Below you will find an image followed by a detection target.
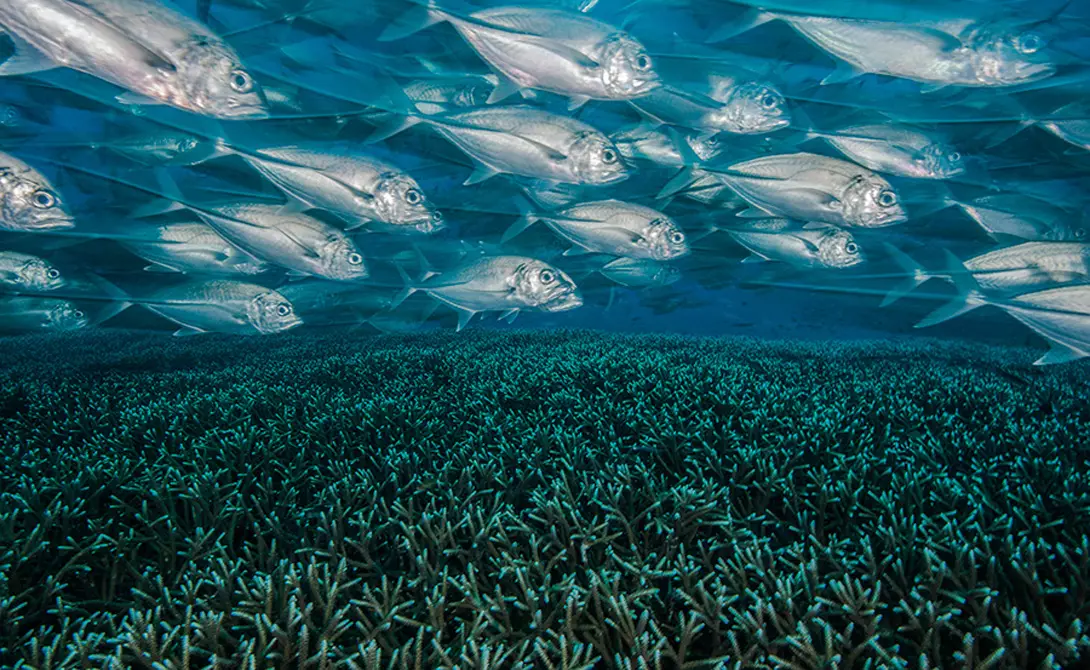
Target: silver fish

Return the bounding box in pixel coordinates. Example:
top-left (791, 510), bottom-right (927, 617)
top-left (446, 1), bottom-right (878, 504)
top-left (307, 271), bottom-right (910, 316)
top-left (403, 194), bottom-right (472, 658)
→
top-left (0, 250), bottom-right (65, 291)
top-left (179, 203), bottom-right (370, 283)
top-left (596, 257), bottom-right (681, 288)
top-left (989, 285), bottom-right (1090, 365)
top-left (143, 280), bottom-right (301, 336)
top-left (382, 3), bottom-right (660, 107)
top-left (712, 153), bottom-right (907, 228)
top-left (762, 13), bottom-right (1054, 88)
top-left (402, 74), bottom-right (498, 115)
top-left (228, 143), bottom-right (444, 234)
top-left (0, 151), bottom-right (73, 232)
top-left (723, 219), bottom-right (865, 269)
top-left (630, 82), bottom-right (789, 135)
top-left (94, 130), bottom-right (224, 167)
top-left (378, 105), bottom-right (629, 186)
top-left (504, 200), bottom-right (690, 261)
top-left (406, 255), bottom-right (583, 330)
top-left (120, 220), bottom-right (272, 276)
top-left (611, 123), bottom-right (724, 167)
top-left (955, 195), bottom-right (1087, 242)
top-left (808, 124), bottom-right (965, 179)
top-left (0, 0), bottom-right (268, 118)
top-left (0, 296), bottom-right (87, 332)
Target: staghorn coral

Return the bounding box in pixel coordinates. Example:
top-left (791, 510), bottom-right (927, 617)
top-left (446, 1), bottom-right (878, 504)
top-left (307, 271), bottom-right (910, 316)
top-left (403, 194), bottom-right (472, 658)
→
top-left (0, 330), bottom-right (1089, 668)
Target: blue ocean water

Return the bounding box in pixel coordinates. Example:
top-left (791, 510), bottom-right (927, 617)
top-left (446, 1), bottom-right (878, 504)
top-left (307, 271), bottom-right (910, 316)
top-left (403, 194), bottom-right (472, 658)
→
top-left (2, 0), bottom-right (1090, 667)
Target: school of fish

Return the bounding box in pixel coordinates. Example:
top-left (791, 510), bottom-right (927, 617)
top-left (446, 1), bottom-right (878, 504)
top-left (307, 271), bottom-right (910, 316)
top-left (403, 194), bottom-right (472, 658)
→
top-left (0, 0), bottom-right (1088, 364)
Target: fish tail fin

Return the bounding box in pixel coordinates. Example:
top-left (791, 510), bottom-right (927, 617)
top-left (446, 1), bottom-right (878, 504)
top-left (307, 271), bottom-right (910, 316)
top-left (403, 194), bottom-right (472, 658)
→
top-left (880, 243), bottom-right (932, 307)
top-left (366, 113), bottom-right (423, 144)
top-left (86, 274), bottom-right (133, 324)
top-left (914, 250), bottom-right (985, 328)
top-left (389, 263), bottom-right (420, 310)
top-left (129, 169), bottom-right (190, 219)
top-left (657, 167), bottom-right (700, 201)
top-left (501, 199), bottom-right (541, 243)
top-left (705, 9), bottom-right (777, 43)
top-left (380, 0), bottom-right (448, 41)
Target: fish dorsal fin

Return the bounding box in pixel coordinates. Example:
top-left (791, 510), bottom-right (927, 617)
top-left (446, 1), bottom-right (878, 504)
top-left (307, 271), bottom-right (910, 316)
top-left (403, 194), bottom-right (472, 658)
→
top-left (65, 0), bottom-right (179, 72)
top-left (0, 33), bottom-right (57, 76)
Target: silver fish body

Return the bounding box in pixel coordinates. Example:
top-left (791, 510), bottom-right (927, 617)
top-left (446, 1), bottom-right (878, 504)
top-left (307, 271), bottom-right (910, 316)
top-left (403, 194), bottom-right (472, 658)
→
top-left (0, 151), bottom-right (72, 232)
top-left (611, 124), bottom-right (723, 167)
top-left (193, 203), bottom-right (370, 282)
top-left (421, 105), bottom-right (629, 185)
top-left (537, 200), bottom-right (690, 260)
top-left (144, 280), bottom-right (301, 335)
top-left (0, 296), bottom-right (87, 332)
top-left (121, 220), bottom-right (272, 276)
top-left (236, 144), bottom-right (443, 234)
top-left (962, 242), bottom-right (1090, 295)
top-left (631, 82), bottom-right (789, 135)
top-left (718, 153), bottom-right (907, 228)
top-left (420, 255), bottom-right (582, 326)
top-left (597, 257), bottom-right (681, 288)
top-left (957, 195), bottom-right (1086, 242)
top-left (991, 285), bottom-right (1090, 365)
top-left (403, 75), bottom-right (497, 115)
top-left (414, 5), bottom-right (659, 102)
top-left (0, 250), bottom-right (65, 291)
top-left (815, 124), bottom-right (965, 179)
top-left (724, 218), bottom-right (865, 269)
top-left (0, 0), bottom-right (267, 118)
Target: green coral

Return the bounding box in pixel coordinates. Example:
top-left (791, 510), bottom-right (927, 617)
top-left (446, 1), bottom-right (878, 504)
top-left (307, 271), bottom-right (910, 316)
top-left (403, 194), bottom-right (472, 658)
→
top-left (1, 330), bottom-right (1088, 668)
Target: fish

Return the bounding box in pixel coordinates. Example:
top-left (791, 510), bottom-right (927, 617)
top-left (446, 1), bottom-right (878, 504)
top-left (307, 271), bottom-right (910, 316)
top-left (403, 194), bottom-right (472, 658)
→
top-left (887, 243), bottom-right (1090, 326)
top-left (0, 250), bottom-right (65, 292)
top-left (373, 104), bottom-right (630, 186)
top-left (719, 218), bottom-right (866, 269)
top-left (718, 13), bottom-right (1056, 89)
top-left (701, 152), bottom-right (907, 228)
top-left (140, 279), bottom-right (302, 336)
top-left (595, 256), bottom-right (682, 288)
top-left (984, 285), bottom-right (1090, 365)
top-left (629, 81), bottom-right (790, 135)
top-left (401, 74), bottom-right (499, 115)
top-left (804, 124), bottom-right (966, 179)
top-left (502, 199), bottom-right (690, 261)
top-left (954, 194), bottom-right (1087, 242)
top-left (119, 219), bottom-right (273, 276)
top-left (0, 0), bottom-right (268, 118)
top-left (381, 2), bottom-right (661, 108)
top-left (0, 295), bottom-right (88, 332)
top-left (611, 123), bottom-right (724, 167)
top-left (398, 254), bottom-right (583, 330)
top-left (0, 151), bottom-right (73, 232)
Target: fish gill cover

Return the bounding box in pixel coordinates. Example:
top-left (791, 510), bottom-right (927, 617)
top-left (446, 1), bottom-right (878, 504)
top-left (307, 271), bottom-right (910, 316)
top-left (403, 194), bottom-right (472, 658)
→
top-left (0, 0), bottom-right (1089, 666)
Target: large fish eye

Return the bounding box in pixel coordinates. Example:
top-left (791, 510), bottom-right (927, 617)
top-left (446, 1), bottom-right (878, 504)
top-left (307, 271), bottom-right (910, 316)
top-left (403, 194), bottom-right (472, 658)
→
top-left (760, 94), bottom-right (779, 109)
top-left (180, 137), bottom-right (199, 151)
top-left (1075, 227), bottom-right (1087, 239)
top-left (32, 190), bottom-right (56, 209)
top-left (704, 134), bottom-right (719, 146)
top-left (48, 268), bottom-right (61, 279)
top-left (635, 54), bottom-right (652, 71)
top-left (230, 70), bottom-right (254, 93)
top-left (878, 190), bottom-right (898, 207)
top-left (404, 189), bottom-right (422, 205)
top-left (277, 303), bottom-right (292, 317)
top-left (846, 242), bottom-right (859, 254)
top-left (540, 269), bottom-right (556, 284)
top-left (602, 148), bottom-right (618, 164)
top-left (669, 231), bottom-right (685, 244)
top-left (1017, 33), bottom-right (1043, 54)
top-left (948, 151), bottom-right (962, 163)
top-left (74, 310), bottom-right (85, 319)
top-left (348, 252), bottom-right (363, 266)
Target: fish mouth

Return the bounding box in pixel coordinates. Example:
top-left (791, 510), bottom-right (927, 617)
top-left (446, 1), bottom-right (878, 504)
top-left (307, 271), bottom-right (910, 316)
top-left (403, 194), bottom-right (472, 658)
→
top-left (544, 292), bottom-right (584, 312)
top-left (220, 104), bottom-right (271, 120)
top-left (30, 218), bottom-right (77, 231)
top-left (596, 169), bottom-right (631, 186)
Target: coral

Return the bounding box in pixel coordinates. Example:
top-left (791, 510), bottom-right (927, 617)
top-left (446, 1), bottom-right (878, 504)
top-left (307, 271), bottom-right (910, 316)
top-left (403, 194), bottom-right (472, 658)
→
top-left (1, 330), bottom-right (1088, 668)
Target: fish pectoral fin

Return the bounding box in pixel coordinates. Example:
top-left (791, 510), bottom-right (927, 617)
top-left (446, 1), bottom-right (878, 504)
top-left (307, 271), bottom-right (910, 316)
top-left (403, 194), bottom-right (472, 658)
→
top-left (787, 234), bottom-right (822, 255)
top-left (567, 95), bottom-right (591, 111)
top-left (173, 327), bottom-right (207, 337)
top-left (657, 167), bottom-right (699, 200)
top-left (1035, 342), bottom-right (1086, 366)
top-left (143, 263), bottom-right (181, 274)
top-left (821, 62), bottom-right (865, 86)
top-left (801, 221), bottom-right (832, 231)
top-left (0, 33), bottom-right (57, 76)
top-left (741, 254), bottom-right (770, 264)
top-left (737, 207), bottom-right (776, 219)
top-left (344, 218), bottom-right (373, 231)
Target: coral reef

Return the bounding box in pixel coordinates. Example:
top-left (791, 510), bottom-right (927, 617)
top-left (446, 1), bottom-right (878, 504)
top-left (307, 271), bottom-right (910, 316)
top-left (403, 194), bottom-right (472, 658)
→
top-left (1, 330), bottom-right (1089, 669)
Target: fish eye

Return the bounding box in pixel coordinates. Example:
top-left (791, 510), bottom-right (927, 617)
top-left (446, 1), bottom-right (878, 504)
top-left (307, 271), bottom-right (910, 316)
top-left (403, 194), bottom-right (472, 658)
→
top-left (230, 70), bottom-right (254, 93)
top-left (948, 151), bottom-right (961, 163)
top-left (540, 269), bottom-right (556, 284)
top-left (878, 190), bottom-right (898, 207)
top-left (74, 310), bottom-right (85, 319)
top-left (348, 252), bottom-right (363, 265)
top-left (32, 190), bottom-right (56, 209)
top-left (1018, 33), bottom-right (1042, 54)
top-left (635, 54), bottom-right (652, 71)
top-left (276, 303), bottom-right (292, 317)
top-left (404, 189), bottom-right (422, 205)
top-left (180, 138), bottom-right (199, 151)
top-left (1075, 228), bottom-right (1087, 239)
top-left (705, 135), bottom-right (719, 146)
top-left (669, 231), bottom-right (685, 244)
top-left (47, 268), bottom-right (61, 279)
top-left (846, 242), bottom-right (859, 254)
top-left (432, 210), bottom-right (444, 222)
top-left (602, 148), bottom-right (618, 164)
top-left (760, 94), bottom-right (779, 109)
